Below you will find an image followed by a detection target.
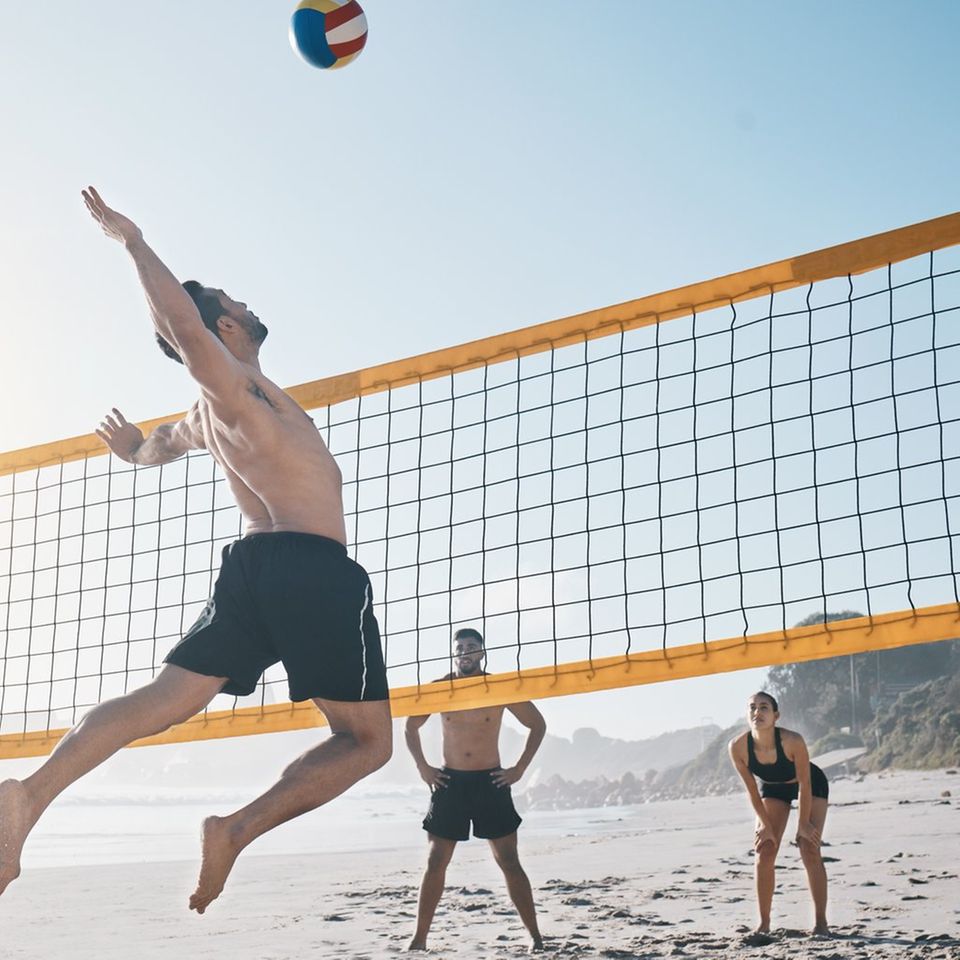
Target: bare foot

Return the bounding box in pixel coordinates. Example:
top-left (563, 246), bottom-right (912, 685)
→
top-left (189, 816), bottom-right (242, 914)
top-left (529, 936), bottom-right (545, 952)
top-left (0, 780), bottom-right (33, 896)
top-left (406, 939), bottom-right (428, 951)
top-left (754, 922), bottom-right (771, 934)
top-left (811, 923), bottom-right (831, 937)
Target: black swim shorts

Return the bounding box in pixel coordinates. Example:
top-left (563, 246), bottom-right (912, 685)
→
top-left (760, 763), bottom-right (829, 804)
top-left (422, 768), bottom-right (523, 841)
top-left (164, 532), bottom-right (389, 703)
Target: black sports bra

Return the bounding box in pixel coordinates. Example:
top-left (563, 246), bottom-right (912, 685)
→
top-left (747, 727), bottom-right (796, 783)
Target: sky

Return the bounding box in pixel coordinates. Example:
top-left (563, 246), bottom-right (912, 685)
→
top-left (2, 1), bottom-right (960, 745)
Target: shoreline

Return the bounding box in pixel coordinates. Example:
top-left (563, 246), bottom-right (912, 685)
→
top-left (3, 769), bottom-right (958, 958)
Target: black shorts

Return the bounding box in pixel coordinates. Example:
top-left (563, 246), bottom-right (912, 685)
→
top-left (422, 768), bottom-right (523, 841)
top-left (760, 763), bottom-right (829, 804)
top-left (164, 532), bottom-right (389, 703)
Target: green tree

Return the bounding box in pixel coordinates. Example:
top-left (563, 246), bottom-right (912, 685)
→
top-left (765, 611), bottom-right (958, 741)
top-left (766, 611), bottom-right (865, 740)
top-left (862, 674), bottom-right (960, 770)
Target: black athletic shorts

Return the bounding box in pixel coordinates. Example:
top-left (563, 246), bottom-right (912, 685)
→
top-left (164, 532), bottom-right (389, 703)
top-left (760, 763), bottom-right (829, 804)
top-left (422, 768), bottom-right (522, 841)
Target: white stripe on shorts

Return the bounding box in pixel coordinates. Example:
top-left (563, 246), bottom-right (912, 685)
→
top-left (358, 583), bottom-right (371, 700)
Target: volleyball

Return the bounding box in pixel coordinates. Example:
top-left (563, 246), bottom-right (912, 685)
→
top-left (289, 0), bottom-right (368, 70)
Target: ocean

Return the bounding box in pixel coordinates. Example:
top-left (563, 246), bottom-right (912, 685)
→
top-left (22, 781), bottom-right (647, 870)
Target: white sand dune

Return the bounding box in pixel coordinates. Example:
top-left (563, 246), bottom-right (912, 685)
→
top-left (2, 769), bottom-right (958, 959)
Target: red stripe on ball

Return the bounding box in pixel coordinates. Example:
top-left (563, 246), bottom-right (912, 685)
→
top-left (325, 0), bottom-right (364, 31)
top-left (329, 34), bottom-right (366, 57)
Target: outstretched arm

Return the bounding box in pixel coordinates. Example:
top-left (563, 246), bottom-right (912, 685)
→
top-left (96, 408), bottom-right (201, 466)
top-left (82, 187), bottom-right (242, 397)
top-left (493, 701), bottom-right (546, 787)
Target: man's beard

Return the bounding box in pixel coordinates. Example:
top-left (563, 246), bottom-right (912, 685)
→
top-left (241, 315), bottom-right (269, 345)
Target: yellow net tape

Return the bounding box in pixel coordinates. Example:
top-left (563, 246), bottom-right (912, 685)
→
top-left (2, 211), bottom-right (959, 758)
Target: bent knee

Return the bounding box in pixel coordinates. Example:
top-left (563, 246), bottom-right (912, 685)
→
top-left (368, 735), bottom-right (392, 771)
top-left (798, 839), bottom-right (822, 862)
top-left (355, 726), bottom-right (392, 771)
top-left (755, 842), bottom-right (779, 864)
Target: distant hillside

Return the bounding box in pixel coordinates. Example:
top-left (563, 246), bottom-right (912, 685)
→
top-left (860, 674), bottom-right (960, 771)
top-left (648, 672), bottom-right (960, 795)
top-left (524, 671), bottom-right (960, 810)
top-left (649, 723), bottom-right (745, 799)
top-left (68, 718), bottom-right (720, 792)
top-left (767, 628), bottom-right (957, 742)
top-left (521, 724), bottom-right (744, 810)
top-left (370, 720), bottom-right (721, 788)
top-left (520, 724), bottom-right (721, 783)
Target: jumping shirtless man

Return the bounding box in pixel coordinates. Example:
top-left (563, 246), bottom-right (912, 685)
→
top-left (0, 187), bottom-right (391, 912)
top-left (404, 628), bottom-right (546, 952)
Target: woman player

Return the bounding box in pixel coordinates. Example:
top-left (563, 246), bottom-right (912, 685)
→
top-left (728, 692), bottom-right (829, 936)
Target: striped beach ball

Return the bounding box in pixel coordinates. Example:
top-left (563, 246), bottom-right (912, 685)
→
top-left (289, 0), bottom-right (368, 70)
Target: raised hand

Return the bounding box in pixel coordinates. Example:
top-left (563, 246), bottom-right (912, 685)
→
top-left (82, 186), bottom-right (143, 246)
top-left (95, 409), bottom-right (144, 462)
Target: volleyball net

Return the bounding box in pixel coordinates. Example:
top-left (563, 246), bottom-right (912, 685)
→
top-left (3, 213), bottom-right (960, 759)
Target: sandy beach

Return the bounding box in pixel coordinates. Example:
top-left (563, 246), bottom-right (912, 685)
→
top-left (2, 769), bottom-right (958, 960)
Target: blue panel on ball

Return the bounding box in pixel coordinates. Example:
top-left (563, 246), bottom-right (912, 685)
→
top-left (290, 9), bottom-right (336, 69)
